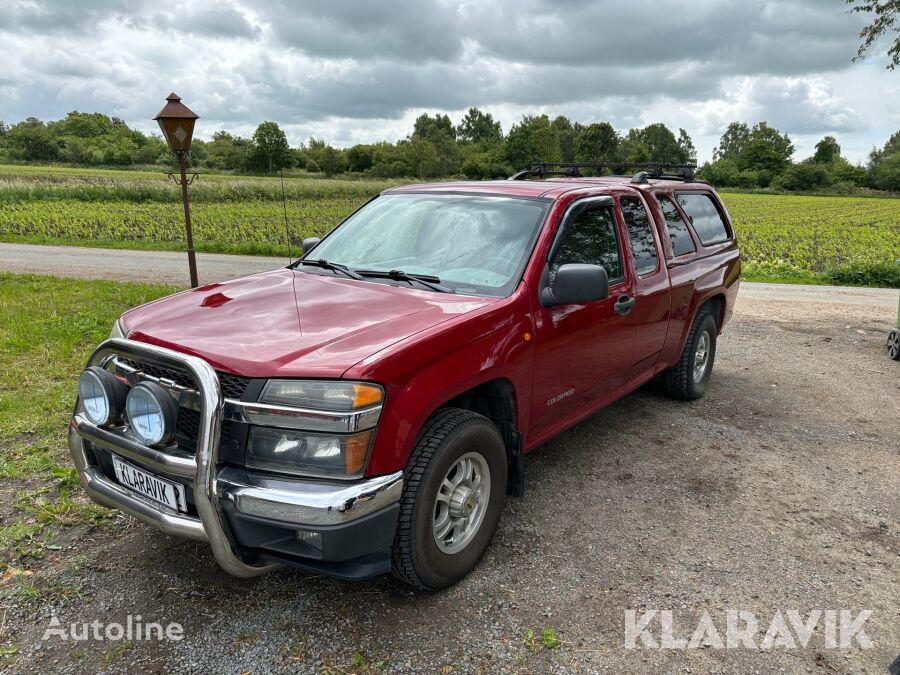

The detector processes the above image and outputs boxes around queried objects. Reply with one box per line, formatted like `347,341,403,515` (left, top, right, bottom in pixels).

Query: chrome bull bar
69,338,279,577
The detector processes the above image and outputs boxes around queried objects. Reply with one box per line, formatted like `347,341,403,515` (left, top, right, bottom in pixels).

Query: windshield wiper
356,269,454,293
296,259,363,280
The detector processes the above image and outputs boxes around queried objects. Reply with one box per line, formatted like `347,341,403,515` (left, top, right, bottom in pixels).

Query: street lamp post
154,93,200,288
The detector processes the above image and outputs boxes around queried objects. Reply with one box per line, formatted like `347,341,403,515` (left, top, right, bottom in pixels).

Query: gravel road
1,242,897,309
1,243,898,673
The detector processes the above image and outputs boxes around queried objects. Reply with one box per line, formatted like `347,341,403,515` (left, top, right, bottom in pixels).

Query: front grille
119,357,196,389
219,372,251,399
174,408,238,454
118,357,251,399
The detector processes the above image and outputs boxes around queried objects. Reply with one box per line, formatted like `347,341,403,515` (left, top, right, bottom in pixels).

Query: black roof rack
508,162,697,183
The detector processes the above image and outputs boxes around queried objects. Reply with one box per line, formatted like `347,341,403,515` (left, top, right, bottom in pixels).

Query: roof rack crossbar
508,162,697,182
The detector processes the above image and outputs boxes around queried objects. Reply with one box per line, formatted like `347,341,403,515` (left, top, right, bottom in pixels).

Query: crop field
0,164,897,285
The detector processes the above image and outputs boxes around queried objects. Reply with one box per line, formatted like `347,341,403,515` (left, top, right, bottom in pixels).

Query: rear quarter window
676,193,731,246
656,195,696,257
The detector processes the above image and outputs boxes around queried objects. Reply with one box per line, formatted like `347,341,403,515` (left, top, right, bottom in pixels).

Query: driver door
529,198,636,438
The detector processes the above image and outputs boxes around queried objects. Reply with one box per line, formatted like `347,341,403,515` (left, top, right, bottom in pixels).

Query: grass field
1,164,898,286
0,274,174,613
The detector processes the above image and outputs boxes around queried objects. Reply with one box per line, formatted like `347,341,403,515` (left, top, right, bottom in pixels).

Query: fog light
125,382,178,446
77,366,127,427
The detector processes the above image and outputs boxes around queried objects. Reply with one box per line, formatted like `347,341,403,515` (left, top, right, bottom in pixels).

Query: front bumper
68,338,403,580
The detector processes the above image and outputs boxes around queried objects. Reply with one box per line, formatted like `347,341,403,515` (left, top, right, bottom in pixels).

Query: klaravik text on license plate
112,455,187,512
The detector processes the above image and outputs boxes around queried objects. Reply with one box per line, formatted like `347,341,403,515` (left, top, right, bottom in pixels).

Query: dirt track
1,247,898,673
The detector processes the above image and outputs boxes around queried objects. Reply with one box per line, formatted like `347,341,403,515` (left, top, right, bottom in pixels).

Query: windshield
303,193,550,296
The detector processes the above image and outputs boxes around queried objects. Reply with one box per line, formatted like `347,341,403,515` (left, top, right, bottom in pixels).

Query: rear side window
677,193,730,245
657,196,695,257
620,197,658,276
550,206,623,282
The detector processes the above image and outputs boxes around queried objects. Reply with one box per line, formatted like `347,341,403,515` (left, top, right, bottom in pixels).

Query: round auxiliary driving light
125,382,178,446
77,366,127,427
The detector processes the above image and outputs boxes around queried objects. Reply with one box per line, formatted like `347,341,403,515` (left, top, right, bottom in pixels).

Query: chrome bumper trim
75,414,196,478
218,469,404,527
68,422,207,541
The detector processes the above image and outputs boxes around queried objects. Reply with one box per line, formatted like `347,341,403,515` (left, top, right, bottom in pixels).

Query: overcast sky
2,0,898,164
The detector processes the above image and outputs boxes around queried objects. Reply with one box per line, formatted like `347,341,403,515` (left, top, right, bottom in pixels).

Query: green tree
205,130,253,171
777,161,834,191
677,128,697,164
412,113,456,141
739,122,794,174
552,116,577,162
505,115,561,168
619,129,651,163
634,123,683,163
575,122,619,163
252,121,292,173
7,118,58,161
813,136,841,163
55,111,114,138
847,0,900,69
456,108,502,145
319,145,346,177
346,144,374,172
713,122,751,161
868,129,900,189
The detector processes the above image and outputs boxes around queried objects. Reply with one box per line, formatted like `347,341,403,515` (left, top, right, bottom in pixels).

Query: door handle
614,295,636,316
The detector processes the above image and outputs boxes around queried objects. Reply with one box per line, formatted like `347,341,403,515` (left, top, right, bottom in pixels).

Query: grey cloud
148,1,259,38
457,0,863,75
0,0,894,164
743,77,861,134
266,0,462,62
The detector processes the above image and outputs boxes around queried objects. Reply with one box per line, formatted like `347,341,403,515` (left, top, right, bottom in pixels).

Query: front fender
347,292,535,476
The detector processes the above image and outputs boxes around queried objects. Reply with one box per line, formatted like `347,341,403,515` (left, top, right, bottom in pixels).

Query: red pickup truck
69,163,740,590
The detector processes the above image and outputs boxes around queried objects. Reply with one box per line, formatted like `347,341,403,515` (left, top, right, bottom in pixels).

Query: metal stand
167,155,199,288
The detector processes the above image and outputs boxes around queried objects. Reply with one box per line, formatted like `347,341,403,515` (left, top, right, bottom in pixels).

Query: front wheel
660,310,718,401
391,408,507,590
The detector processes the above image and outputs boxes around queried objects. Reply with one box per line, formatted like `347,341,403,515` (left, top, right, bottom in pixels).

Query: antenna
280,168,291,263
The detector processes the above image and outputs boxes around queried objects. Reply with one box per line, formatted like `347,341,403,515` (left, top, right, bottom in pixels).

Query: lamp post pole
176,151,199,288
154,92,200,288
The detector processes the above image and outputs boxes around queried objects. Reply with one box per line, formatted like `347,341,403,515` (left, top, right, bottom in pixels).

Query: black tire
391,408,507,590
660,310,718,401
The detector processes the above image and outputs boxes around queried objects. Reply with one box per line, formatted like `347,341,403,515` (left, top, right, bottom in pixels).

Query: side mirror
541,264,609,307
301,237,321,254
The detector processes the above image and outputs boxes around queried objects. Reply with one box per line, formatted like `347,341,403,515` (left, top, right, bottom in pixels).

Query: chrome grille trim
108,355,382,433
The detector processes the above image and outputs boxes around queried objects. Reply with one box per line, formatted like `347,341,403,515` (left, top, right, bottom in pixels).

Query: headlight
246,428,373,479
125,382,178,446
77,366,127,427
260,380,383,411
110,319,125,340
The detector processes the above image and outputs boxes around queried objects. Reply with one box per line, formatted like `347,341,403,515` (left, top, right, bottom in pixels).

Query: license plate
112,456,187,513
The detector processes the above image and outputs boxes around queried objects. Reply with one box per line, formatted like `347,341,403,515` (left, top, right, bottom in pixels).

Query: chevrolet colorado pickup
69,163,740,590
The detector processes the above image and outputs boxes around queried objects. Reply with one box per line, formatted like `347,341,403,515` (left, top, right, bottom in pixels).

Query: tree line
1,109,898,192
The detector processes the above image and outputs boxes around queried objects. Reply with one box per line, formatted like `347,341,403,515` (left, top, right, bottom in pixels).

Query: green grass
0,273,175,572
0,164,898,286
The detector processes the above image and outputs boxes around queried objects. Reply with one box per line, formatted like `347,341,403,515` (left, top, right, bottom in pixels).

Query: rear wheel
661,310,718,401
887,329,900,360
391,408,507,590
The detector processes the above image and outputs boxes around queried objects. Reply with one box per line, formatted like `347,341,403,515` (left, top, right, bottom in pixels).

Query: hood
121,268,496,378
